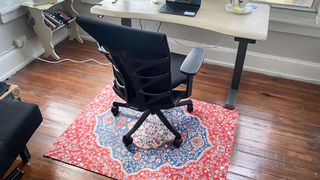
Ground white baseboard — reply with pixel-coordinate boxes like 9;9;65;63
167;38;320;85
0;29;69;81
81;34;320;85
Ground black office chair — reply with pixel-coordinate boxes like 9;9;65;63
77;15;205;148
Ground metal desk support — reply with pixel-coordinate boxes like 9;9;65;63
121;18;132;27
224;37;256;110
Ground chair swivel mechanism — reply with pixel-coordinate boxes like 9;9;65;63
76;15;205;148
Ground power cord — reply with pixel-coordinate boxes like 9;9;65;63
0;46;16;57
139;19;143;30
35;57;111;66
28;41;111;66
157;21;162;32
16;38;110;67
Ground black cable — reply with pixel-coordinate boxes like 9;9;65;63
139;19;143;30
157;21;162;32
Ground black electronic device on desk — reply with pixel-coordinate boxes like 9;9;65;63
159;0;201;17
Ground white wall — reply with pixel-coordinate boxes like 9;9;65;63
0;9;68;81
74;1;320;84
0;15;33;53
0;14;35;80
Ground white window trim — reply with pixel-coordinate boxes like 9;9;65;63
265;0;319;27
256;0;319;12
267;0;320;37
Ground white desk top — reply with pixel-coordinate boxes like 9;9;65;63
91;0;270;41
23;0;65;10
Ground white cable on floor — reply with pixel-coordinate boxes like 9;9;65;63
36;57;111;66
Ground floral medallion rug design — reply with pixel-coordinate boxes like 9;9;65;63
45;84;239;179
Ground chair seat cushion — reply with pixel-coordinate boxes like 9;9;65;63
0;100;42;177
170;52;188;88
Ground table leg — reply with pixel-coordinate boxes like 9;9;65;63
20;146;31;163
29;8;60;60
225;37;256;110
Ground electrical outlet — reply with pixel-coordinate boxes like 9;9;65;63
13;36;27;48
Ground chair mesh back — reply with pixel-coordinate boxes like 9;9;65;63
76;15;174;110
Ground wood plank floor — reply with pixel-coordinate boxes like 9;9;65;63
6;40;320;179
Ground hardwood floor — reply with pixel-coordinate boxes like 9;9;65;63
6;40;320;179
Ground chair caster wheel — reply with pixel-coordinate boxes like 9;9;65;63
123;136;133;146
187;103;193;112
111;106;119;116
172;138;182;148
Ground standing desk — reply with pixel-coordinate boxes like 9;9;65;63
90;0;270;110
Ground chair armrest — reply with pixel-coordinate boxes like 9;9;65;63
180;47;205;75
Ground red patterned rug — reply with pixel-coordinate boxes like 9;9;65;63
45;84;239;179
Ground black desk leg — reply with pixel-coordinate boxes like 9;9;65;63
96;16;131;27
121;18;132;27
225;37;256;110
20;146;31;163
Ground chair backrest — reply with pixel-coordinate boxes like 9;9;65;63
77;15;174;110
